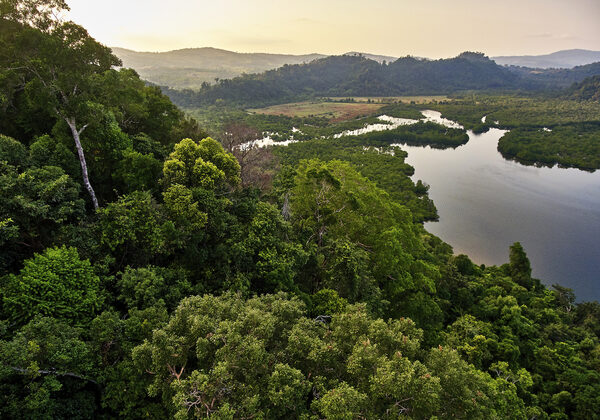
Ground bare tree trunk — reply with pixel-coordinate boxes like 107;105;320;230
65;117;99;210
282;193;291;221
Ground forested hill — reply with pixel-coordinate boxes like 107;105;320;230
111;47;399;90
163;52;600;107
164;52;526;107
112;47;326;89
507;61;600;88
565;75;600;101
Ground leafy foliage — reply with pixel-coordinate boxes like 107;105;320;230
0;316;97;420
498;124;600;170
566;75;600;102
3;246;102;326
163;53;524;108
133;293;524;419
0;3;598;418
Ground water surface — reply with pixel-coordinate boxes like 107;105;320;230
243;110;600;301
397;127;600;301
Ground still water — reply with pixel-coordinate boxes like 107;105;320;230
397;121;600;302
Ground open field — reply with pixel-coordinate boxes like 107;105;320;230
325;95;450;104
247;101;385;121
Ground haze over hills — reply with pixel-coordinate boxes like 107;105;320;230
163;52;521;107
506;61;600;86
163;52;600;108
492;49;600;69
113;46;600;91
111;47;399;90
111;47;325;89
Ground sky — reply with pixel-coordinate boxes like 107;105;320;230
66;0;600;58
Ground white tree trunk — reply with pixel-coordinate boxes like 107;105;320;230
65;117;99;210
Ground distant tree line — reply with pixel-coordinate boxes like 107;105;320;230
160;53;600;108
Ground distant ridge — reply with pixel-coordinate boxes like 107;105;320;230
112;47;400;89
112;46;600;91
111;47;326;89
111;47;403;89
343;51;399;64
162;51;600;108
492;49;600;69
163;52;528;108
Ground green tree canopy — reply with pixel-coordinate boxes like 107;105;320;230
3;246;103;326
162;137;240;190
131;292;523;419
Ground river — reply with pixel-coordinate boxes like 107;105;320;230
393;115;600;301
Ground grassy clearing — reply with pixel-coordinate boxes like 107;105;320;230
247;101;385;121
325;96;450;104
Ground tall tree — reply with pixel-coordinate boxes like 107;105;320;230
220;122;276;189
508;242;533;289
1;0;121;209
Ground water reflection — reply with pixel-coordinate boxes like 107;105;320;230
397;128;600;301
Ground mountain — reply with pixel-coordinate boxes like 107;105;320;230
163;52;528;108
507;61;600;87
163;52;600;108
343;51;399;63
111;47;326;89
111;47;403;89
493;49;600;69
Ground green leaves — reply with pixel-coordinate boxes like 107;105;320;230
3;246;102;326
229;201;306;294
0;0;70;33
131;292;524;418
312;382;367;420
163;184;208;234
0;316;97;419
98;191;167;255
508;242;533;289
290;159;438;318
117;266;192;311
0;159;86;268
162;137;240;191
0;134;28;167
267;363;311;417
114;149;162;193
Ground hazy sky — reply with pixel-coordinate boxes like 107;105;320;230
66;0;600;57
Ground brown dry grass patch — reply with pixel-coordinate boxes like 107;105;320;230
248;101;385;121
326;96;449;104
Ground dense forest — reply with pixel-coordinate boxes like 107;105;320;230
1;1;600;419
161;53;600;108
111;47;326;90
506;62;600;89
110;48;400;90
566;75;600;101
497;124;600;170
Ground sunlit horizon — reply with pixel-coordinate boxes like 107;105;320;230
66;0;600;58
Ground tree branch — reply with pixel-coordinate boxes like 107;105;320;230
10;366;99;385
78;123;89;135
